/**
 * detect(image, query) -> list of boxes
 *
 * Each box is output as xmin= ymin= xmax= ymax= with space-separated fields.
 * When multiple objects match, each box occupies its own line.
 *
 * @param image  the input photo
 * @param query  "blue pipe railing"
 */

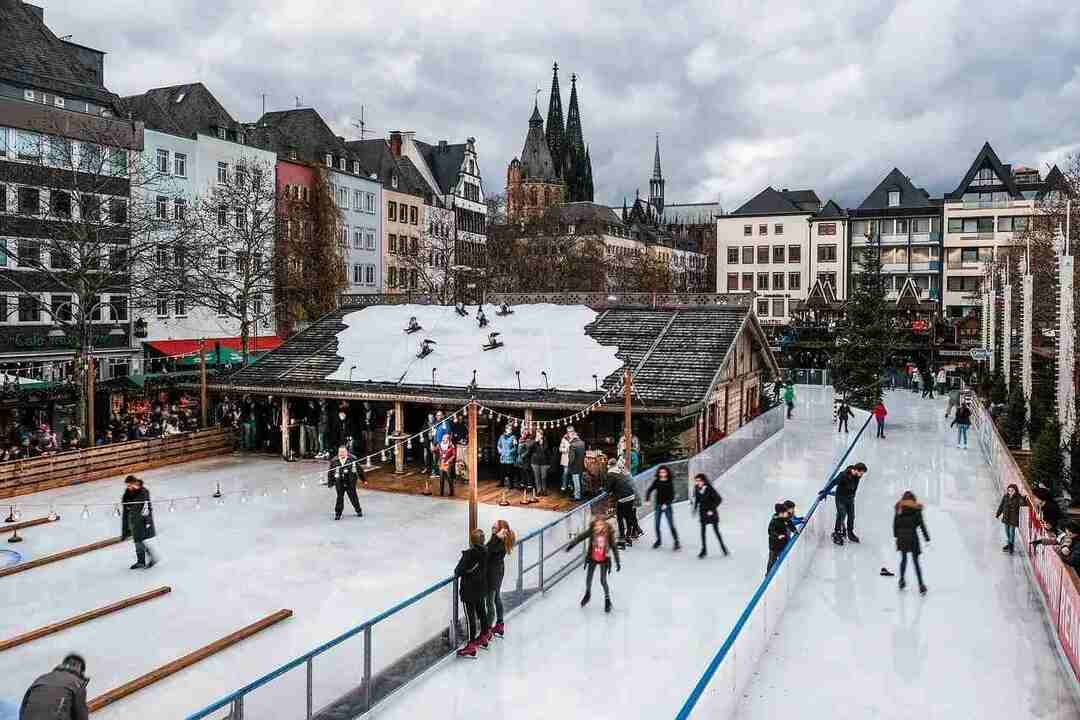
xmin=674 ymin=412 xmax=872 ymax=719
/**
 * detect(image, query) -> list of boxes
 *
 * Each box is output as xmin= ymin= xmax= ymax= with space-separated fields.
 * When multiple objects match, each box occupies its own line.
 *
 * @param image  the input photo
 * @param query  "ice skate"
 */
xmin=456 ymin=642 xmax=477 ymax=659
xmin=604 ymin=597 xmax=612 ymax=613
xmin=492 ymin=623 xmax=505 ymax=638
xmin=919 ymin=585 xmax=928 ymax=595
xmin=129 ymin=562 xmax=146 ymax=570
xmin=847 ymin=532 xmax=860 ymax=543
xmin=477 ymin=630 xmax=490 ymax=649
xmin=832 ymin=532 xmax=844 ymax=546
xmin=673 ymin=540 xmax=681 ymax=551
xmin=698 ymin=549 xmax=706 ymax=558
xmin=899 ymin=578 xmax=906 ymax=590
xmin=652 ymin=540 xmax=661 ymax=549
xmin=580 ymin=592 xmax=591 ymax=607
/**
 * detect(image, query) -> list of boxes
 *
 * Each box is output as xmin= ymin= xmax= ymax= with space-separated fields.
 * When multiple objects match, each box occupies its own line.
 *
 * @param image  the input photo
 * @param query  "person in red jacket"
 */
xmin=872 ymin=401 xmax=887 ymax=439
xmin=438 ymin=435 xmax=457 ymax=497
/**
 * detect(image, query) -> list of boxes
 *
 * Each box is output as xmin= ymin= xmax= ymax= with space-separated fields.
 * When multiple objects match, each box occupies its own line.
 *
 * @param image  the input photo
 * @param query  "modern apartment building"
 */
xmin=807 ymin=200 xmax=849 ymax=300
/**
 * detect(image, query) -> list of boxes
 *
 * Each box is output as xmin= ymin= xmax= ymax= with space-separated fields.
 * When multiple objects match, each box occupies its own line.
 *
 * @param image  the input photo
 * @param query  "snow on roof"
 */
xmin=327 ymin=304 xmax=623 ymax=392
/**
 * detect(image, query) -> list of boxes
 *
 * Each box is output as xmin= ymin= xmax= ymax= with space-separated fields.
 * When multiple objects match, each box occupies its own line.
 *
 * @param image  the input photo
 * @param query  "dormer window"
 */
xmin=887 ymin=190 xmax=900 ymax=207
xmin=339 ymin=157 xmax=346 ymax=171
xmin=391 ymin=173 xmax=398 ymax=189
xmin=353 ymin=160 xmax=360 ymax=174
xmin=237 ymin=131 xmax=245 ymax=145
xmin=217 ymin=127 xmax=226 ymax=140
xmin=325 ymin=154 xmax=333 ymax=167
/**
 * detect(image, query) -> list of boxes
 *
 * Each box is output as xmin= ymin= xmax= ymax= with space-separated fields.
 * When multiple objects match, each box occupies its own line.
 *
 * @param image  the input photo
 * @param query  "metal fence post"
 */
xmin=230 ymin=696 xmax=244 ymax=720
xmin=538 ymin=531 xmax=545 ymax=591
xmin=363 ymin=626 xmax=373 ymax=711
xmin=516 ymin=541 xmax=524 ymax=592
xmin=305 ymin=658 xmax=313 ymax=719
xmin=450 ymin=578 xmax=459 ymax=649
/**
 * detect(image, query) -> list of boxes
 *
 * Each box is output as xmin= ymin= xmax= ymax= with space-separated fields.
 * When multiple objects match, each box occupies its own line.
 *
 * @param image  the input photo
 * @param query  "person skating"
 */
xmin=767 ymin=503 xmax=792 ymax=573
xmin=19 ymin=653 xmax=89 ymax=720
xmin=438 ymin=434 xmax=457 ymax=497
xmin=823 ymin=462 xmax=868 ymax=545
xmin=893 ymin=491 xmax=930 ymax=594
xmin=996 ymin=483 xmax=1029 ymax=554
xmin=783 ymin=383 xmax=796 ymax=419
xmin=646 ymin=465 xmax=680 ymax=550
xmin=485 ymin=520 xmax=515 ymax=638
xmin=565 ymin=517 xmax=621 ymax=613
xmin=836 ymin=400 xmax=854 ymax=433
xmin=783 ymin=500 xmax=805 ymax=533
xmin=327 ymin=446 xmax=366 ymax=519
xmin=950 ymin=402 xmax=972 ymax=449
xmin=692 ymin=473 xmax=728 ymax=558
xmin=945 ymin=386 xmax=961 ymax=418
xmin=120 ymin=476 xmax=156 ymax=569
xmin=497 ymin=425 xmax=518 ymax=488
xmin=606 ymin=460 xmax=639 ymax=548
xmin=872 ymin=401 xmax=887 ymax=439
xmin=454 ymin=529 xmax=489 ymax=658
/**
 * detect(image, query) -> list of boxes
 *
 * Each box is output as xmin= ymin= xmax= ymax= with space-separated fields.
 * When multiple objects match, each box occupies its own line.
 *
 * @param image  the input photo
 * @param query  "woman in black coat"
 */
xmin=893 ymin=491 xmax=930 ymax=594
xmin=995 ymin=483 xmax=1029 ymax=554
xmin=692 ymin=473 xmax=728 ymax=558
xmin=485 ymin=520 xmax=515 ymax=639
xmin=454 ymin=529 xmax=489 ymax=658
xmin=120 ymin=475 xmax=156 ymax=569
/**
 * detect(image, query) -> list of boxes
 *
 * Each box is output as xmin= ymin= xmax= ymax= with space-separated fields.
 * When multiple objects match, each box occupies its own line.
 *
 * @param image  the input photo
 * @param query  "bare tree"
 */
xmin=390 ymin=203 xmax=458 ymax=304
xmin=486 ymin=210 xmax=611 ymax=293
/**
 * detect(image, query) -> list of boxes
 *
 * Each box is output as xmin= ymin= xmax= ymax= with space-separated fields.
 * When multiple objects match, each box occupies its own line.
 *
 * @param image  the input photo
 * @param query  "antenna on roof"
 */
xmin=350 ymin=106 xmax=370 ymax=141
xmin=261 ymin=93 xmax=267 ymax=116
xmin=295 ymin=96 xmax=302 ymax=108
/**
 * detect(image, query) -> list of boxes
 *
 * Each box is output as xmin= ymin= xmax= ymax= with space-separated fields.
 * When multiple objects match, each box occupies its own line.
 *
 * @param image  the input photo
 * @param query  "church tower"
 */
xmin=562 ymin=73 xmax=593 ymax=202
xmin=649 ymin=134 xmax=665 ymax=216
xmin=506 ymin=100 xmax=564 ymax=220
xmin=546 ymin=62 xmax=565 ymax=179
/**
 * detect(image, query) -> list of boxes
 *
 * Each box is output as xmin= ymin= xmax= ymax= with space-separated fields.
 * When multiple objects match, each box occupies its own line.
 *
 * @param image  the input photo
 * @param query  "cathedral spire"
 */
xmin=565 ymin=73 xmax=584 ymax=155
xmin=546 ymin=61 xmax=565 ymax=178
xmin=649 ymin=133 xmax=665 ymax=217
xmin=652 ymin=133 xmax=662 ymax=179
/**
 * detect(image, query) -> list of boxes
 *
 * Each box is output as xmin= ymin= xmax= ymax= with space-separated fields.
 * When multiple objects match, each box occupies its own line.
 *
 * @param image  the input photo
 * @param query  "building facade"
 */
xmin=506 ymin=102 xmax=564 ymax=220
xmin=328 ymin=167 xmax=382 ymax=295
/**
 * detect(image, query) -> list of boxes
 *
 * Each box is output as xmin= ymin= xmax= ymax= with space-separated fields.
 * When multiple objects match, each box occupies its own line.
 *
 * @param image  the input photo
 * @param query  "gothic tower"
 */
xmin=506 ymin=100 xmax=564 ymax=220
xmin=649 ymin=134 xmax=665 ymax=216
xmin=563 ymin=73 xmax=593 ymax=202
xmin=546 ymin=62 xmax=565 ymax=179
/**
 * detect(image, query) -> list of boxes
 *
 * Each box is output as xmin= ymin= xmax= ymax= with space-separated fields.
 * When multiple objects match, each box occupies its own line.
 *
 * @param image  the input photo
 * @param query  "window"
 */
xmin=110 ymin=148 xmax=128 ymax=176
xmin=758 ymin=224 xmax=767 ymax=235
xmin=410 ymin=269 xmax=418 ymax=288
xmin=174 ymin=198 xmax=186 ymax=220
xmin=51 ymin=294 xmax=72 ymax=322
xmin=410 ymin=206 xmax=418 ymax=225
xmin=772 ymin=246 xmax=785 ymax=263
xmin=109 ymin=198 xmax=127 ymax=224
xmin=215 ymin=205 xmax=226 ymax=226
xmin=741 ymin=273 xmax=753 ymax=290
xmin=155 ymin=245 xmax=169 ymax=269
xmin=325 ymin=154 xmax=333 ymax=167
xmin=788 ymin=245 xmax=801 ymax=263
xmin=365 ymin=193 xmax=375 ymax=213
xmin=727 ymin=273 xmax=739 ymax=291
xmin=216 ymin=127 xmax=227 ymax=140
xmin=235 ymin=252 xmax=247 ymax=273
xmin=0 ymin=185 xmax=5 ymax=213
xmin=895 ymin=219 xmax=908 ymax=235
xmin=774 ymin=223 xmax=784 ymax=235
xmin=353 ymin=161 xmax=360 ymax=175
xmin=338 ymin=225 xmax=348 ymax=247
xmin=172 ymin=152 xmax=186 ymax=177
xmin=0 ymin=295 xmax=8 ymax=322
xmin=18 ymin=239 xmax=41 ymax=266
xmin=18 ymin=187 xmax=40 ymax=215
xmin=817 ymin=244 xmax=837 ymax=262
xmin=388 ymin=234 xmax=398 ymax=254
xmin=887 ymin=190 xmax=900 ymax=207
xmin=977 ymin=217 xmax=994 ymax=233
xmin=156 ymin=148 xmax=169 ymax=173
xmin=757 ymin=272 xmax=769 ymax=290
xmin=757 ymin=299 xmax=769 ymax=316
xmin=156 ymin=195 xmax=168 ymax=219
xmin=947 ymin=276 xmax=982 ymax=292
xmin=727 ymin=248 xmax=739 ymax=264
xmin=235 ymin=165 xmax=247 ymax=188
xmin=353 ymin=264 xmax=364 ymax=284
xmin=353 ymin=228 xmax=363 ymax=249
xmin=818 ymin=272 xmax=837 ymax=288
xmin=236 ymin=209 xmax=246 ymax=230
xmin=18 ymin=295 xmax=40 ymax=322
xmin=109 ymin=246 xmax=127 ymax=270
xmin=0 ymin=238 xmax=6 ymax=267
xmin=217 ymin=162 xmax=228 ymax=183
xmin=387 ymin=266 xmax=397 ymax=287
xmin=337 ymin=186 xmax=349 ymax=208
xmin=365 ymin=264 xmax=375 ymax=284
xmin=947 ymin=218 xmax=962 ymax=233
xmin=353 ymin=190 xmax=363 ymax=210
xmin=817 ymin=222 xmax=836 ymax=236
xmin=972 ymin=167 xmax=996 ymax=186
xmin=741 ymin=246 xmax=753 ymax=264
xmin=789 ymin=272 xmax=801 ymax=291
xmin=772 ymin=273 xmax=785 ymax=290
xmin=81 ymin=194 xmax=100 ymax=222
xmin=216 ymin=248 xmax=228 ymax=272
xmin=772 ymin=299 xmax=785 ymax=317
xmin=50 ymin=190 xmax=71 ymax=218
xmin=998 ymin=216 xmax=1030 ymax=232
xmin=16 ymin=130 xmax=42 ymax=162
xmin=757 ymin=246 xmax=769 ymax=264
xmin=743 ymin=224 xmax=752 ymax=236
xmin=912 ymin=217 xmax=931 ymax=234
xmin=109 ymin=295 xmax=128 ymax=322
xmin=339 ymin=158 xmax=346 ymax=171
xmin=156 ymin=295 xmax=169 ymax=317
xmin=409 ymin=237 xmax=419 ymax=256
xmin=880 ymin=219 xmax=895 ymax=235
xmin=174 ymin=295 xmax=187 ymax=317
xmin=388 ymin=201 xmax=397 ymax=222
xmin=365 ymin=229 xmax=376 ymax=251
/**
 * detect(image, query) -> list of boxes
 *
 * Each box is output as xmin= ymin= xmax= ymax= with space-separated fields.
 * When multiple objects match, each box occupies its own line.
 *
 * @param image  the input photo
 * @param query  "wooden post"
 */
xmin=87 ymin=356 xmax=95 ymax=448
xmin=199 ymin=338 xmax=208 ymax=428
xmin=280 ymin=398 xmax=290 ymax=460
xmin=623 ymin=367 xmax=632 ymax=465
xmin=468 ymin=400 xmax=478 ymax=538
xmin=394 ymin=401 xmax=405 ymax=474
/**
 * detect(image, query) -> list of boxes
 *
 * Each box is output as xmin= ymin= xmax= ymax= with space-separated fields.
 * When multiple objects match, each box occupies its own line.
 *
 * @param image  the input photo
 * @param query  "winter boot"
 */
xmin=899 ymin=578 xmax=906 ymax=590
xmin=919 ymin=584 xmax=928 ymax=595
xmin=477 ymin=630 xmax=490 ymax=650
xmin=456 ymin=641 xmax=477 ymax=659
xmin=604 ymin=597 xmax=612 ymax=613
xmin=673 ymin=540 xmax=681 ymax=551
xmin=698 ymin=549 xmax=707 ymax=559
xmin=492 ymin=623 xmax=505 ymax=638
xmin=652 ymin=540 xmax=661 ymax=549
xmin=1002 ymin=545 xmax=1011 ymax=552
xmin=580 ymin=592 xmax=591 ymax=607
xmin=832 ymin=532 xmax=844 ymax=546
xmin=129 ymin=562 xmax=146 ymax=570
xmin=847 ymin=532 xmax=860 ymax=543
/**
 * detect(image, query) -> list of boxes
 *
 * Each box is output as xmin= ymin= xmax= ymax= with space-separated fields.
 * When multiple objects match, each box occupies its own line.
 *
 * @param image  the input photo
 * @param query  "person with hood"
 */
xmin=454 ymin=529 xmax=489 ymax=658
xmin=950 ymin=402 xmax=972 ymax=449
xmin=782 ymin=383 xmax=796 ymax=419
xmin=497 ymin=425 xmax=518 ymax=488
xmin=485 ymin=520 xmax=515 ymax=639
xmin=823 ymin=462 xmax=868 ymax=545
xmin=872 ymin=401 xmax=887 ymax=439
xmin=646 ymin=465 xmax=680 ymax=550
xmin=19 ymin=653 xmax=89 ymax=720
xmin=566 ymin=430 xmax=586 ymax=501
xmin=120 ymin=476 xmax=156 ymax=569
xmin=893 ymin=490 xmax=930 ymax=593
xmin=835 ymin=400 xmax=854 ymax=433
xmin=606 ymin=461 xmax=639 ymax=547
xmin=692 ymin=473 xmax=728 ymax=558
xmin=565 ymin=517 xmax=621 ymax=613
xmin=438 ymin=434 xmax=457 ymax=497
xmin=996 ymin=483 xmax=1030 ymax=554
xmin=327 ymin=445 xmax=366 ymax=519
xmin=767 ymin=503 xmax=792 ymax=573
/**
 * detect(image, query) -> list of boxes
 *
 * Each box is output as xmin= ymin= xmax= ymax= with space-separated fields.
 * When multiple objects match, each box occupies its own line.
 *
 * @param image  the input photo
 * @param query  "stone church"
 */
xmin=506 ymin=62 xmax=594 ymax=220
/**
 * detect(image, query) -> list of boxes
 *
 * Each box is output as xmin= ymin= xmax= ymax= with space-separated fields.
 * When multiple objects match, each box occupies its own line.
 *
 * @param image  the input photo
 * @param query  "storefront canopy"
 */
xmin=144 ymin=336 xmax=283 ymax=366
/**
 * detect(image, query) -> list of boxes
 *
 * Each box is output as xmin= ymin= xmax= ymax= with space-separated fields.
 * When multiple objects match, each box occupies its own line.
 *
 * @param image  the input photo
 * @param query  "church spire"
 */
xmin=545 ymin=61 xmax=565 ymax=178
xmin=649 ymin=132 xmax=665 ymax=217
xmin=565 ymin=73 xmax=584 ymax=155
xmin=652 ymin=133 xmax=662 ymax=179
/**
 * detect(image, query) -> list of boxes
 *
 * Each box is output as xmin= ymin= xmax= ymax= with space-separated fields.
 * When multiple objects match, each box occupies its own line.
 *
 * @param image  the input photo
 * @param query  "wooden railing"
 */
xmin=487 ymin=292 xmax=754 ymax=308
xmin=0 ymin=427 xmax=235 ymax=500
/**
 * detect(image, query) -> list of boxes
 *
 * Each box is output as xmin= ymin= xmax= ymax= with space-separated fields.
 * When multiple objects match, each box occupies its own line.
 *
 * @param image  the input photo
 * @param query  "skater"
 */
xmin=531 ymin=431 xmax=552 ymax=496
xmin=646 ymin=464 xmax=680 ymax=550
xmin=950 ymin=402 xmax=972 ymax=449
xmin=824 ymin=462 xmax=868 ymax=545
xmin=327 ymin=446 xmax=365 ymax=519
xmin=606 ymin=460 xmax=639 ymax=547
xmin=836 ymin=399 xmax=854 ymax=433
xmin=497 ymin=425 xmax=518 ymax=488
xmin=565 ymin=517 xmax=621 ymax=613
xmin=19 ymin=653 xmax=89 ymax=720
xmin=945 ymin=386 xmax=961 ymax=418
xmin=767 ymin=503 xmax=792 ymax=573
xmin=893 ymin=491 xmax=930 ymax=594
xmin=936 ymin=368 xmax=947 ymax=395
xmin=438 ymin=433 xmax=457 ymax=496
xmin=692 ymin=473 xmax=728 ymax=558
xmin=783 ymin=500 xmax=805 ymax=532
xmin=120 ymin=475 xmax=156 ymax=569
xmin=783 ymin=383 xmax=796 ymax=419
xmin=485 ymin=520 xmax=515 ymax=638
xmin=872 ymin=400 xmax=887 ymax=439
xmin=454 ymin=529 xmax=489 ymax=657
xmin=996 ymin=483 xmax=1029 ymax=554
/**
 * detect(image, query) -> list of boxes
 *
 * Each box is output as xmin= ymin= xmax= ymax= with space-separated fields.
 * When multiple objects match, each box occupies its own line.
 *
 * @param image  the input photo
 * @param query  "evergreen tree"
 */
xmin=990 ymin=371 xmax=1008 ymax=405
xmin=1027 ymin=361 xmax=1055 ymax=445
xmin=1001 ymin=385 xmax=1027 ymax=448
xmin=832 ymin=240 xmax=893 ymax=409
xmin=1031 ymin=418 xmax=1064 ymax=497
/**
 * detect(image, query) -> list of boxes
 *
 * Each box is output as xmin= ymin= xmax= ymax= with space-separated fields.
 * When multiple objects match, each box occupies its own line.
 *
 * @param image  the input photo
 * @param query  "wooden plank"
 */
xmin=87 ymin=609 xmax=294 ymax=713
xmin=0 ymin=537 xmax=124 ymax=579
xmin=3 ymin=515 xmax=60 ymax=533
xmin=0 ymin=586 xmax=171 ymax=652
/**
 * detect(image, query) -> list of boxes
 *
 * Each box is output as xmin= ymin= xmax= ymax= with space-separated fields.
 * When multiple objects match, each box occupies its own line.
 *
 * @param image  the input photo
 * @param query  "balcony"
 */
xmin=949 ymin=234 xmax=997 ymax=244
xmin=945 ymin=262 xmax=985 ymax=271
xmin=944 ymin=199 xmax=1031 ymax=210
xmin=909 ymin=261 xmax=941 ymax=271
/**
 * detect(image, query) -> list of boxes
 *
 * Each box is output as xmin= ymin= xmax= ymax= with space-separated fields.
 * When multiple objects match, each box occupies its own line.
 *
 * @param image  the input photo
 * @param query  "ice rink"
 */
xmin=0 ymin=455 xmax=561 ymax=720
xmin=737 ymin=389 xmax=1080 ymax=720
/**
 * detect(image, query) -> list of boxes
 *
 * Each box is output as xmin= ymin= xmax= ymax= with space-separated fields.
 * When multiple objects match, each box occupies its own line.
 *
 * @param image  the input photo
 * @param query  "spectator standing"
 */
xmin=692 ymin=473 xmax=728 ymax=558
xmin=565 ymin=518 xmax=621 ymax=613
xmin=516 ymin=429 xmax=535 ymax=493
xmin=531 ymin=431 xmax=552 ymax=496
xmin=559 ymin=429 xmax=572 ymax=493
xmin=646 ymin=465 xmax=681 ymax=550
xmin=438 ymin=434 xmax=457 ymax=497
xmin=950 ymin=402 xmax=972 ymax=449
xmin=19 ymin=654 xmax=89 ymax=720
xmin=497 ymin=425 xmax=518 ymax=488
xmin=485 ymin=520 xmax=515 ymax=638
xmin=995 ymin=483 xmax=1029 ymax=554
xmin=893 ymin=490 xmax=930 ymax=594
xmin=454 ymin=529 xmax=489 ymax=658
xmin=120 ymin=476 xmax=157 ymax=569
xmin=872 ymin=401 xmax=887 ymax=439
xmin=567 ymin=430 xmax=586 ymax=501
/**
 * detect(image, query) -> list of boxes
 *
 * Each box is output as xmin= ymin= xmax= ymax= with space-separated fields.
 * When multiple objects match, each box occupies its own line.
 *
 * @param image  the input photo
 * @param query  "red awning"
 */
xmin=144 ymin=336 xmax=283 ymax=359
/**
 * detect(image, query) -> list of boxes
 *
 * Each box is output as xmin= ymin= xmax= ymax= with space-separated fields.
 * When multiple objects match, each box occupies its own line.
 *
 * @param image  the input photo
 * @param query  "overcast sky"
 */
xmin=42 ymin=0 xmax=1080 ymax=211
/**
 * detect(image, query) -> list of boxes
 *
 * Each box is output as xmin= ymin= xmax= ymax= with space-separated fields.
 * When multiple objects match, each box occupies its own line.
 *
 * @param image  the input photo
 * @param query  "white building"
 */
xmin=328 ymin=167 xmax=382 ymax=294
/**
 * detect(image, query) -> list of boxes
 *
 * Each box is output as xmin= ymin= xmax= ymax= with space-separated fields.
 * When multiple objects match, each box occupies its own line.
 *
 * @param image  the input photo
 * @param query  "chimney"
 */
xmin=438 ymin=140 xmax=448 ymax=152
xmin=389 ymin=131 xmax=403 ymax=159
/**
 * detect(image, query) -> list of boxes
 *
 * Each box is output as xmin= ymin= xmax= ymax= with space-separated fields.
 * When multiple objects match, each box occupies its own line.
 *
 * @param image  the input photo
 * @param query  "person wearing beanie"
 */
xmin=692 ymin=473 xmax=728 ymax=558
xmin=767 ymin=503 xmax=793 ymax=573
xmin=20 ymin=653 xmax=89 ymax=720
xmin=606 ymin=461 xmax=639 ymax=548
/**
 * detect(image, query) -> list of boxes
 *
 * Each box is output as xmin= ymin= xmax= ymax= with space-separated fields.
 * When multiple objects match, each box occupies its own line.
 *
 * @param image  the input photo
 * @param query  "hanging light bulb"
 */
xmin=261 ymin=486 xmax=270 ymax=498
xmin=381 ymin=449 xmax=388 ymax=462
xmin=281 ymin=484 xmax=288 ymax=495
xmin=47 ymin=506 xmax=58 ymax=522
xmin=80 ymin=505 xmax=91 ymax=520
xmin=168 ymin=500 xmax=177 ymax=513
xmin=299 ymin=476 xmax=307 ymax=490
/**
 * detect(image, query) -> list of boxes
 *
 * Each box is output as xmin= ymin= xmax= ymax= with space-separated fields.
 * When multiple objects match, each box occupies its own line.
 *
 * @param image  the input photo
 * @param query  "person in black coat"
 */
xmin=893 ymin=491 xmax=930 ymax=594
xmin=823 ymin=462 xmax=867 ymax=545
xmin=835 ymin=401 xmax=854 ymax=433
xmin=995 ymin=483 xmax=1029 ymax=554
xmin=606 ymin=465 xmax=639 ymax=547
xmin=566 ymin=518 xmax=621 ymax=613
xmin=646 ymin=465 xmax=680 ymax=550
xmin=326 ymin=446 xmax=366 ymax=520
xmin=120 ymin=475 xmax=156 ymax=569
xmin=485 ymin=520 xmax=515 ymax=639
xmin=692 ymin=473 xmax=728 ymax=558
xmin=454 ymin=529 xmax=489 ymax=658
xmin=19 ymin=654 xmax=89 ymax=720
xmin=767 ymin=503 xmax=792 ymax=574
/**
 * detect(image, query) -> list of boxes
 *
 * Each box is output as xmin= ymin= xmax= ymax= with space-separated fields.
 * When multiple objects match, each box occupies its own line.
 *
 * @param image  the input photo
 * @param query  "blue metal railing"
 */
xmin=674 ymin=413 xmax=872 ymax=719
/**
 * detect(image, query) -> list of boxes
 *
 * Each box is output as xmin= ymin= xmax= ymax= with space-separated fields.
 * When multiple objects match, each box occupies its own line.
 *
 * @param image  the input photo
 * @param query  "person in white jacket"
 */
xmin=559 ymin=429 xmax=573 ymax=494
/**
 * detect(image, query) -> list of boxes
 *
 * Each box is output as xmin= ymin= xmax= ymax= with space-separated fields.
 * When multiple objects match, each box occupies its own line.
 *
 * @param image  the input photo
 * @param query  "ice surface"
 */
xmin=0 ymin=455 xmax=561 ymax=720
xmin=327 ymin=304 xmax=623 ymax=391
xmin=736 ymin=390 xmax=1080 ymax=720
